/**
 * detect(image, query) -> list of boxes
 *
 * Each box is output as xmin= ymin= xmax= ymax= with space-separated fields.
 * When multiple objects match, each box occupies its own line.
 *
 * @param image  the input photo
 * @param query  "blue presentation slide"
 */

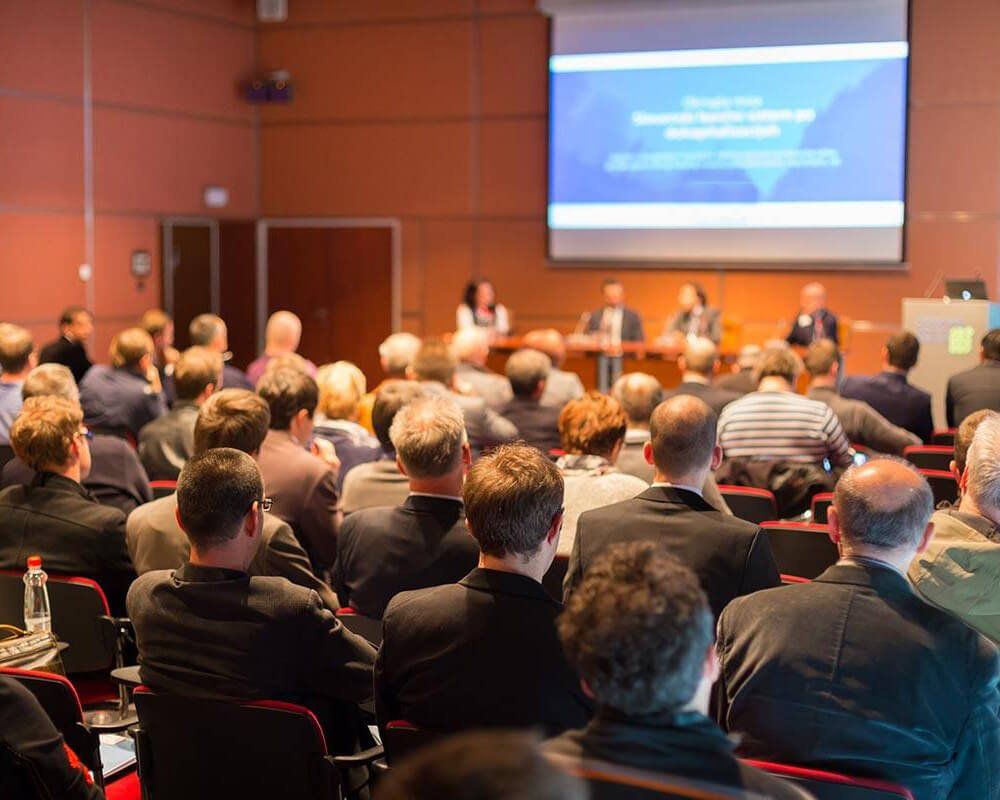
xmin=548 ymin=43 xmax=908 ymax=230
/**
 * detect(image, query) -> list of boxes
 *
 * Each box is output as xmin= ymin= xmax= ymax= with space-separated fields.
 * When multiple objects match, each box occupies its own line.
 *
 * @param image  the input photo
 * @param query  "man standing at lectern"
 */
xmin=584 ymin=279 xmax=645 ymax=344
xmin=786 ymin=282 xmax=839 ymax=346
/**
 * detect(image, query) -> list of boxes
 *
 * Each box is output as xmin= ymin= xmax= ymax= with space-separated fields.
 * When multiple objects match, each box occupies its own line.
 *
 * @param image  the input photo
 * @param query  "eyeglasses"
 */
xmin=75 ymin=428 xmax=93 ymax=442
xmin=252 ymin=497 xmax=274 ymax=513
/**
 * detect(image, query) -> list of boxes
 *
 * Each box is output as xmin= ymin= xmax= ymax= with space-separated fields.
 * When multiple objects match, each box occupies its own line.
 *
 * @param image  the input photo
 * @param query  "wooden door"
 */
xmin=163 ymin=223 xmax=211 ymax=350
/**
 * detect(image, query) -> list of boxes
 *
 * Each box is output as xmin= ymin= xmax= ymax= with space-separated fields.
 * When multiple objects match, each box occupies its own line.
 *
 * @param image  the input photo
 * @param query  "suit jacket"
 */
xmin=662 ymin=380 xmax=740 ymax=416
xmin=807 ymin=385 xmax=920 ymax=454
xmin=455 ymin=362 xmax=513 ymax=410
xmin=718 ymin=561 xmax=1000 ymax=800
xmin=664 ymin=307 xmax=722 ymax=343
xmin=564 ymin=486 xmax=780 ymax=619
xmin=540 ymin=368 xmax=585 ymax=409
xmin=127 ymin=564 xmax=376 ymax=751
xmin=499 ymin=396 xmax=562 ymax=454
xmin=333 ymin=495 xmax=479 ymax=618
xmin=841 ymin=371 xmax=934 ymax=443
xmin=2 ymin=433 xmax=152 ymax=514
xmin=946 ymin=360 xmax=1000 ymax=427
xmin=786 ymin=308 xmax=838 ymax=346
xmin=126 ymin=493 xmax=340 ymax=611
xmin=257 ymin=429 xmax=341 ymax=572
xmin=543 ymin=709 xmax=809 ymax=800
xmin=222 ymin=363 xmax=253 ymax=391
xmin=421 ymin=381 xmax=518 ymax=454
xmin=375 ymin=568 xmax=592 ymax=737
xmin=38 ymin=336 xmax=92 ymax=384
xmin=137 ymin=401 xmax=198 ymax=481
xmin=79 ymin=365 xmax=167 ymax=438
xmin=714 ymin=370 xmax=756 ymax=396
xmin=341 ymin=456 xmax=409 ymax=515
xmin=312 ymin=417 xmax=382 ymax=493
xmin=0 ymin=473 xmax=135 ymax=614
xmin=585 ymin=306 xmax=645 ymax=342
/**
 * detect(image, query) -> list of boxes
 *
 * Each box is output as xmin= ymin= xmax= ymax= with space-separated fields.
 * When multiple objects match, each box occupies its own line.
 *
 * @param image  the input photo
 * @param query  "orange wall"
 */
xmin=0 ymin=0 xmax=256 ymax=360
xmin=258 ymin=0 xmax=1000 ymax=374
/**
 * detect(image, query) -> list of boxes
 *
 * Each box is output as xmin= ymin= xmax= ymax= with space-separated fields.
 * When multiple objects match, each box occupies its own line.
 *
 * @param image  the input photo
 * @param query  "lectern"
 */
xmin=902 ymin=298 xmax=1000 ymax=430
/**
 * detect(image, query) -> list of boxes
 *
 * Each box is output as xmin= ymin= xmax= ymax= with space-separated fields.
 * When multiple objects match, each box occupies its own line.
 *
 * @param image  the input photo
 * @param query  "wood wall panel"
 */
xmin=92 ymin=215 xmax=162 ymax=319
xmin=0 ymin=214 xmax=86 ymax=321
xmin=270 ymin=0 xmax=472 ymax=25
xmin=137 ymin=0 xmax=256 ymax=26
xmin=399 ymin=219 xmax=425 ymax=314
xmin=0 ymin=0 xmax=83 ymax=97
xmin=422 ymin=221 xmax=476 ymax=334
xmin=479 ymin=14 xmax=548 ymax=116
xmin=478 ymin=119 xmax=546 ymax=216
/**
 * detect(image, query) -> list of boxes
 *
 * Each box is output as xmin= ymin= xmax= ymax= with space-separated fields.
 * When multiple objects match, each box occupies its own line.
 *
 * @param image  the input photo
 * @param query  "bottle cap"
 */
xmin=26 ymin=555 xmax=42 ymax=569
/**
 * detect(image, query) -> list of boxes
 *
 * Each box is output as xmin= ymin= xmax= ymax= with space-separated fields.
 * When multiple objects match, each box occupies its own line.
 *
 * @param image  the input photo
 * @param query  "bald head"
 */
xmin=378 ymin=333 xmax=422 ymax=377
xmin=649 ymin=395 xmax=718 ymax=480
xmin=265 ymin=311 xmax=303 ymax=353
xmin=800 ymin=282 xmax=827 ymax=314
xmin=452 ymin=327 xmax=490 ymax=366
xmin=611 ymin=372 xmax=663 ymax=428
xmin=680 ymin=337 xmax=717 ymax=377
xmin=523 ymin=329 xmax=566 ymax=367
xmin=833 ymin=458 xmax=933 ymax=553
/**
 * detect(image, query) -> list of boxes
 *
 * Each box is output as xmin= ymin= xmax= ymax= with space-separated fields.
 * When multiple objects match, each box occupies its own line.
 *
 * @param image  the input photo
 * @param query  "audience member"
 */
xmin=499 ymin=348 xmax=561 ymax=454
xmin=257 ymin=367 xmax=341 ymax=574
xmin=375 ymin=444 xmax=591 ymax=737
xmin=662 ymin=337 xmax=740 ymax=414
xmin=127 ymin=449 xmax=376 ymax=751
xmin=950 ymin=408 xmax=995 ymax=484
xmin=333 ymin=395 xmax=478 ymax=618
xmin=313 ymin=360 xmax=381 ymax=491
xmin=546 ymin=542 xmax=808 ymax=799
xmin=0 ymin=323 xmax=35 ymax=445
xmin=0 ymin=396 xmax=134 ymax=613
xmin=452 ymin=327 xmax=512 ymax=409
xmin=358 ymin=332 xmax=422 ymax=433
xmin=555 ymin=392 xmax=648 ymax=556
xmin=718 ymin=458 xmax=1000 ymax=799
xmin=2 ymin=364 xmax=152 ymax=513
xmin=38 ymin=306 xmax=93 ymax=384
xmin=342 ymin=381 xmax=425 ymax=514
xmin=138 ymin=346 xmax=221 ymax=481
xmin=522 ymin=328 xmax=585 ymax=408
xmin=714 ymin=344 xmax=760 ymax=396
xmin=805 ymin=339 xmax=919 ymax=454
xmin=246 ymin=310 xmax=317 ymax=387
xmin=79 ymin=328 xmax=166 ymax=438
xmin=786 ymin=282 xmax=838 ymax=345
xmin=377 ymin=731 xmax=585 ymax=800
xmin=909 ymin=413 xmax=1000 ymax=643
xmin=140 ymin=308 xmax=180 ymax=379
xmin=188 ymin=313 xmax=252 ymax=390
xmin=564 ymin=395 xmax=779 ymax=616
xmin=127 ymin=388 xmax=339 ymax=610
xmin=410 ymin=338 xmax=517 ymax=454
xmin=946 ymin=328 xmax=1000 ymax=427
xmin=841 ymin=331 xmax=934 ymax=443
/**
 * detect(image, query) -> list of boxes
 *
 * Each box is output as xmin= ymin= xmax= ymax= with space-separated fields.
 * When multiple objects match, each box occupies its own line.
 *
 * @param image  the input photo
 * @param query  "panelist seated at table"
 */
xmin=456 ymin=279 xmax=510 ymax=337
xmin=785 ymin=282 xmax=839 ymax=346
xmin=582 ymin=279 xmax=645 ymax=343
xmin=661 ymin=282 xmax=722 ymax=344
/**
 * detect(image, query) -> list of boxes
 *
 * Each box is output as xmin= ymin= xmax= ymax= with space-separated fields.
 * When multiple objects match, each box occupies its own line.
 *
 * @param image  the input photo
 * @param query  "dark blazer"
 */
xmin=312 ymin=419 xmax=382 ymax=493
xmin=564 ymin=486 xmax=780 ymax=619
xmin=222 ymin=363 xmax=253 ymax=391
xmin=841 ymin=371 xmax=934 ymax=443
xmin=946 ymin=360 xmax=1000 ymax=427
xmin=717 ymin=561 xmax=1000 ymax=800
xmin=586 ymin=306 xmax=645 ymax=342
xmin=663 ymin=381 xmax=740 ymax=416
xmin=0 ymin=473 xmax=135 ymax=614
xmin=544 ymin=709 xmax=809 ymax=800
xmin=137 ymin=401 xmax=198 ymax=481
xmin=665 ymin=307 xmax=722 ymax=343
xmin=2 ymin=432 xmax=152 ymax=514
xmin=499 ymin=397 xmax=563 ymax=454
xmin=38 ymin=336 xmax=92 ymax=384
xmin=786 ymin=309 xmax=838 ymax=346
xmin=332 ymin=495 xmax=479 ymax=618
xmin=714 ymin=370 xmax=756 ymax=396
xmin=79 ymin=365 xmax=167 ymax=438
xmin=375 ymin=568 xmax=592 ymax=737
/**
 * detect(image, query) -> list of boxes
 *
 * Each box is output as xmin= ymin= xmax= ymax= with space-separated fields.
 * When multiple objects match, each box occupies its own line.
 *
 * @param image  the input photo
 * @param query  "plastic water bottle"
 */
xmin=23 ymin=555 xmax=51 ymax=633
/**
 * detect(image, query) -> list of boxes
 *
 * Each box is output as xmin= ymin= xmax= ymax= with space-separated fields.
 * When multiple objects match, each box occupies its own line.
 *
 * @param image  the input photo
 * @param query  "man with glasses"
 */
xmin=0 ymin=395 xmax=134 ymax=613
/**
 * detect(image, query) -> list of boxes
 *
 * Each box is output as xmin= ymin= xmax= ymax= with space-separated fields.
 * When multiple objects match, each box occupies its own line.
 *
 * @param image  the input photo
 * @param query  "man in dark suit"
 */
xmin=127 ymin=448 xmax=376 ymax=752
xmin=333 ymin=395 xmax=479 ymax=618
xmin=841 ymin=331 xmax=934 ymax=443
xmin=785 ymin=282 xmax=838 ymax=346
xmin=499 ymin=348 xmax=562 ymax=454
xmin=563 ymin=394 xmax=780 ymax=618
xmin=453 ymin=327 xmax=512 ymax=410
xmin=545 ymin=542 xmax=808 ymax=799
xmin=375 ymin=444 xmax=592 ymax=737
xmin=584 ymin=279 xmax=645 ymax=343
xmin=662 ymin=338 xmax=740 ymax=415
xmin=946 ymin=328 xmax=1000 ymax=427
xmin=718 ymin=458 xmax=1000 ymax=800
xmin=188 ymin=313 xmax=253 ymax=391
xmin=714 ymin=344 xmax=760 ymax=396
xmin=38 ymin=306 xmax=93 ymax=384
xmin=0 ymin=396 xmax=134 ymax=614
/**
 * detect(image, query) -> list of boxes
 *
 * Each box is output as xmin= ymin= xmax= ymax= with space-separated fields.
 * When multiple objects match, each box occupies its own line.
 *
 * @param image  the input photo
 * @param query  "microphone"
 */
xmin=923 ymin=269 xmax=945 ymax=298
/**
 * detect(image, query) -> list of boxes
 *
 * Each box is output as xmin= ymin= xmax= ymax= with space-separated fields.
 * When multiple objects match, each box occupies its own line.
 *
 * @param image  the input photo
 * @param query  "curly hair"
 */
xmin=558 ymin=391 xmax=627 ymax=458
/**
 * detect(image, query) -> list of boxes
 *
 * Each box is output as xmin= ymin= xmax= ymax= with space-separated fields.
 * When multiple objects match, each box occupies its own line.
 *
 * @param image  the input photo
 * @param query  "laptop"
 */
xmin=944 ymin=279 xmax=988 ymax=301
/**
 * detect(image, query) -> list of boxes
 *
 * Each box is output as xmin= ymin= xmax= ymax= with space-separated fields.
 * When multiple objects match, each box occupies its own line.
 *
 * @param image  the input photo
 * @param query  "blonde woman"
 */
xmin=313 ymin=361 xmax=381 ymax=491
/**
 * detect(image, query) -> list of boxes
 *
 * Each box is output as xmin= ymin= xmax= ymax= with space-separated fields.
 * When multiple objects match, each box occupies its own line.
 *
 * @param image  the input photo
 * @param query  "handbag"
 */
xmin=0 ymin=624 xmax=65 ymax=675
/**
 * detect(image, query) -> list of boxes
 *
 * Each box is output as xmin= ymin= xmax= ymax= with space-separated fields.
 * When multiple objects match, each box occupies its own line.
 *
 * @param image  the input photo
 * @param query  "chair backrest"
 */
xmin=133 ymin=687 xmax=337 ymax=800
xmin=0 ymin=572 xmax=114 ymax=674
xmin=718 ymin=486 xmax=778 ymax=525
xmin=810 ymin=492 xmax=834 ymax=524
xmin=335 ymin=607 xmax=382 ymax=646
xmin=543 ymin=554 xmax=569 ymax=601
xmin=744 ymin=760 xmax=914 ymax=800
xmin=760 ymin=522 xmax=839 ymax=580
xmin=930 ymin=429 xmax=956 ymax=447
xmin=149 ymin=479 xmax=177 ymax=499
xmin=919 ymin=469 xmax=959 ymax=506
xmin=382 ymin=720 xmax=441 ymax=765
xmin=0 ymin=444 xmax=14 ymax=470
xmin=902 ymin=446 xmax=953 ymax=472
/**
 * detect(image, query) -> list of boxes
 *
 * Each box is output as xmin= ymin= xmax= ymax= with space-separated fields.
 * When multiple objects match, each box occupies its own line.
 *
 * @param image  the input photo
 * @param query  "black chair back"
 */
xmin=335 ymin=608 xmax=382 ymax=646
xmin=718 ymin=486 xmax=779 ymax=525
xmin=149 ymin=480 xmax=178 ymax=500
xmin=810 ymin=492 xmax=834 ymax=524
xmin=760 ymin=523 xmax=839 ymax=580
xmin=745 ymin=759 xmax=914 ymax=799
xmin=382 ymin=720 xmax=441 ymax=765
xmin=0 ymin=444 xmax=14 ymax=471
xmin=543 ymin=554 xmax=569 ymax=601
xmin=903 ymin=446 xmax=953 ymax=472
xmin=930 ymin=429 xmax=956 ymax=447
xmin=919 ymin=469 xmax=959 ymax=506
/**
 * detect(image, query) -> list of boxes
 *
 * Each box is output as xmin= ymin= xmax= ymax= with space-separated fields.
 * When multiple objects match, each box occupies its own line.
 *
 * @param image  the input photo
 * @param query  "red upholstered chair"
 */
xmin=902 ymin=445 xmax=953 ymax=472
xmin=931 ymin=429 xmax=957 ymax=447
xmin=105 ymin=771 xmax=141 ymax=800
xmin=744 ymin=760 xmax=915 ymax=799
xmin=382 ymin=720 xmax=441 ymax=765
xmin=148 ymin=479 xmax=178 ymax=499
xmin=918 ymin=469 xmax=959 ymax=507
xmin=810 ymin=492 xmax=834 ymax=524
xmin=335 ymin=607 xmax=382 ymax=646
xmin=543 ymin=553 xmax=569 ymax=601
xmin=760 ymin=522 xmax=839 ymax=581
xmin=718 ymin=486 xmax=778 ymax=525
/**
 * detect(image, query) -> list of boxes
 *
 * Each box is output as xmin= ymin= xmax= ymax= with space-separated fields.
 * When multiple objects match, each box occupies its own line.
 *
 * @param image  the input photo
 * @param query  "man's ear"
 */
xmin=546 ymin=509 xmax=565 ymax=545
xmin=243 ymin=504 xmax=261 ymax=540
xmin=643 ymin=439 xmax=654 ymax=466
xmin=958 ymin=463 xmax=969 ymax=494
xmin=709 ymin=444 xmax=723 ymax=471
xmin=461 ymin=441 xmax=472 ymax=471
xmin=579 ymin=679 xmax=595 ymax=700
xmin=396 ymin=455 xmax=410 ymax=478
xmin=704 ymin=644 xmax=720 ymax=684
xmin=915 ymin=521 xmax=934 ymax=555
xmin=827 ymin=505 xmax=842 ymax=547
xmin=174 ymin=506 xmax=187 ymax=533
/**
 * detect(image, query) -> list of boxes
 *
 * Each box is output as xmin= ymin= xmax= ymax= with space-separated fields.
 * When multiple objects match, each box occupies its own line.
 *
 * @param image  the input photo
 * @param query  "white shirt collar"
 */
xmin=651 ymin=481 xmax=703 ymax=498
xmin=409 ymin=491 xmax=463 ymax=503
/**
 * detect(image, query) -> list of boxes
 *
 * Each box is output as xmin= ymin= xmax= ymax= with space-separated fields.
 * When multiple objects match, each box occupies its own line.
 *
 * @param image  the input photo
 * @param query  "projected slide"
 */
xmin=548 ymin=41 xmax=908 ymax=262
